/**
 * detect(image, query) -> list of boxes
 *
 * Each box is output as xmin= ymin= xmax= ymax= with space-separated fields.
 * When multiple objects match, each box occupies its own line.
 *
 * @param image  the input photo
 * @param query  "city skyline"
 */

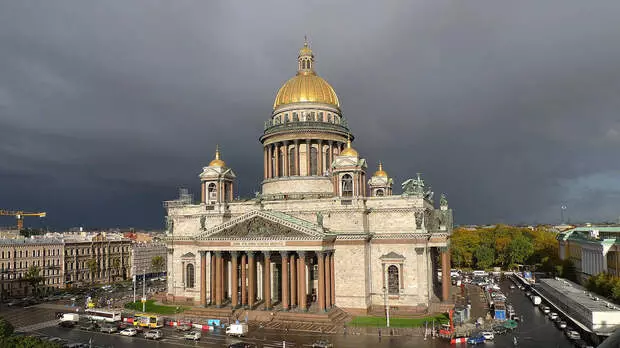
xmin=1 ymin=1 xmax=620 ymax=229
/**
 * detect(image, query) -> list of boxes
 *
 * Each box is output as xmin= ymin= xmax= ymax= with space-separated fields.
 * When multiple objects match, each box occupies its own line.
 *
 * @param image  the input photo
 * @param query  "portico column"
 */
xmin=317 ymin=140 xmax=323 ymax=175
xmin=280 ymin=251 xmax=290 ymax=310
xmin=441 ymin=248 xmax=450 ymax=302
xmin=294 ymin=140 xmax=300 ymax=176
xmin=283 ymin=141 xmax=289 ymax=177
xmin=248 ymin=252 xmax=256 ymax=308
xmin=267 ymin=145 xmax=273 ymax=179
xmin=325 ymin=251 xmax=331 ymax=308
xmin=263 ymin=251 xmax=272 ymax=309
xmin=328 ymin=141 xmax=334 ymax=170
xmin=290 ymin=253 xmax=297 ymax=308
xmin=231 ymin=251 xmax=239 ymax=308
xmin=241 ymin=253 xmax=247 ymax=306
xmin=305 ymin=140 xmax=311 ymax=176
xmin=215 ymin=251 xmax=222 ymax=307
xmin=201 ymin=182 xmax=206 ymax=203
xmin=330 ymin=251 xmax=335 ymax=306
xmin=264 ymin=146 xmax=268 ymax=179
xmin=317 ymin=251 xmax=326 ymax=312
xmin=210 ymin=252 xmax=216 ymax=305
xmin=298 ymin=251 xmax=307 ymax=311
xmin=200 ymin=251 xmax=207 ymax=306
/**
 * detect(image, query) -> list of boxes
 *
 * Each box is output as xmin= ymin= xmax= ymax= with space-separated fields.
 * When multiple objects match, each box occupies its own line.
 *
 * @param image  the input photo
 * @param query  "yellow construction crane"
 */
xmin=0 ymin=210 xmax=46 ymax=230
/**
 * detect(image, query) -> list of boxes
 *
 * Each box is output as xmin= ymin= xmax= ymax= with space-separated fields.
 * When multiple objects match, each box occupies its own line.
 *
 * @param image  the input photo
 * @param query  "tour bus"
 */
xmin=85 ymin=309 xmax=122 ymax=323
xmin=133 ymin=313 xmax=164 ymax=328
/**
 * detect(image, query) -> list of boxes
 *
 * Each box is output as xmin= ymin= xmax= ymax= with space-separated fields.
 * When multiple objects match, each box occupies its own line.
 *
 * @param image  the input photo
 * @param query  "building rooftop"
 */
xmin=539 ymin=278 xmax=620 ymax=313
xmin=0 ymin=238 xmax=64 ymax=245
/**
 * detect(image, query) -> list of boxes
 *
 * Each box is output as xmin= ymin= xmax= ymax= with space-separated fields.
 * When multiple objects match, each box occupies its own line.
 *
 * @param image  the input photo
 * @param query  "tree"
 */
xmin=112 ymin=258 xmax=121 ymax=281
xmin=86 ymin=259 xmax=99 ymax=283
xmin=507 ymin=234 xmax=534 ymax=266
xmin=0 ymin=335 xmax=62 ymax=347
xmin=24 ymin=265 xmax=44 ymax=297
xmin=152 ymin=256 xmax=165 ymax=276
xmin=0 ymin=317 xmax=14 ymax=338
xmin=474 ymin=245 xmax=495 ymax=269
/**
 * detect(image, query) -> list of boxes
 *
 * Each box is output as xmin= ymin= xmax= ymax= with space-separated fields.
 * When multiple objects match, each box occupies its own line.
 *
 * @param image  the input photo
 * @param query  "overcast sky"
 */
xmin=1 ymin=1 xmax=620 ymax=230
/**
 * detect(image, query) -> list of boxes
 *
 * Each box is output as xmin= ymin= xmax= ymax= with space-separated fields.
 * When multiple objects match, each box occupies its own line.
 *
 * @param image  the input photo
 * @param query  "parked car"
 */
xmin=7 ymin=299 xmax=23 ymax=307
xmin=79 ymin=323 xmax=100 ymax=331
xmin=481 ymin=331 xmax=494 ymax=340
xmin=548 ymin=312 xmax=559 ymax=320
xmin=184 ymin=331 xmax=201 ymax=341
xmin=119 ymin=328 xmax=137 ymax=336
xmin=556 ymin=321 xmax=567 ymax=329
xmin=100 ymin=325 xmax=118 ymax=334
xmin=467 ymin=335 xmax=486 ymax=345
xmin=227 ymin=343 xmax=257 ymax=348
xmin=177 ymin=324 xmax=193 ymax=332
xmin=566 ymin=329 xmax=581 ymax=340
xmin=510 ymin=284 xmax=516 ymax=289
xmin=58 ymin=321 xmax=75 ymax=329
xmin=144 ymin=330 xmax=163 ymax=340
xmin=311 ymin=340 xmax=333 ymax=348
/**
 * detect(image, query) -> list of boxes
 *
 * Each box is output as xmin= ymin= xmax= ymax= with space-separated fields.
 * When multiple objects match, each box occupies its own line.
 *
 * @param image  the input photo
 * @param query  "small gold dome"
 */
xmin=209 ymin=145 xmax=226 ymax=167
xmin=340 ymin=136 xmax=358 ymax=157
xmin=374 ymin=162 xmax=388 ymax=177
xmin=273 ymin=40 xmax=340 ymax=110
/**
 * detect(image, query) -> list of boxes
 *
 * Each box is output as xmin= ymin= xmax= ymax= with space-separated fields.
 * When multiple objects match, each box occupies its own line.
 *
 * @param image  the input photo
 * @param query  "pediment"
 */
xmin=196 ymin=210 xmax=324 ymax=240
xmin=380 ymin=251 xmax=405 ymax=260
xmin=181 ymin=252 xmax=196 ymax=258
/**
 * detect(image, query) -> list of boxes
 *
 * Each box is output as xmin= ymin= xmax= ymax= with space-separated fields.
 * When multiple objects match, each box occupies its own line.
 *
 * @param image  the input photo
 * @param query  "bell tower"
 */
xmin=331 ymin=136 xmax=367 ymax=197
xmin=199 ymin=145 xmax=236 ymax=205
xmin=368 ymin=162 xmax=393 ymax=197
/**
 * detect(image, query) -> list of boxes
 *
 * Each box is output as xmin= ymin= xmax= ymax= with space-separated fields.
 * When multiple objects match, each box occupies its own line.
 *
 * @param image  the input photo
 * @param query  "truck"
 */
xmin=531 ymin=295 xmax=542 ymax=306
xmin=225 ymin=323 xmax=248 ymax=337
xmin=58 ymin=313 xmax=80 ymax=325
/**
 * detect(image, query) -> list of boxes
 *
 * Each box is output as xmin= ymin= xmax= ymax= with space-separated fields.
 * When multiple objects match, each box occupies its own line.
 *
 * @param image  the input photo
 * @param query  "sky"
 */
xmin=1 ymin=1 xmax=620 ymax=230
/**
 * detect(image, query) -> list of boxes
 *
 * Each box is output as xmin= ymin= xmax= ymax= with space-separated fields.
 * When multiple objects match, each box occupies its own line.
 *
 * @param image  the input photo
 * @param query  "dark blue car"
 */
xmin=467 ymin=335 xmax=486 ymax=345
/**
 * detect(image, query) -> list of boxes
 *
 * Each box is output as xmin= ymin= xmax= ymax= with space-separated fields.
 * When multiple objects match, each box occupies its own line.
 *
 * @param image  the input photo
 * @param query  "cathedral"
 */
xmin=164 ymin=40 xmax=453 ymax=316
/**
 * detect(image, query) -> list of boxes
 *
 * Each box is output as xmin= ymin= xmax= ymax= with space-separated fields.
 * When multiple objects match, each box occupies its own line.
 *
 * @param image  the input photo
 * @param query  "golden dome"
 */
xmin=209 ymin=145 xmax=226 ymax=167
xmin=273 ymin=39 xmax=340 ymax=110
xmin=374 ymin=162 xmax=388 ymax=177
xmin=340 ymin=135 xmax=358 ymax=157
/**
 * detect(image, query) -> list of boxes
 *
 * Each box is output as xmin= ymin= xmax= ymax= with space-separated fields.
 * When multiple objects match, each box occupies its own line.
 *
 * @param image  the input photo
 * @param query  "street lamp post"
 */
xmin=142 ymin=268 xmax=146 ymax=313
xmin=382 ymin=287 xmax=390 ymax=328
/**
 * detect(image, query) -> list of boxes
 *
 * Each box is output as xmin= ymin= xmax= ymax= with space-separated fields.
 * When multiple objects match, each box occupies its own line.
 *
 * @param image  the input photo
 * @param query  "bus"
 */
xmin=84 ymin=309 xmax=122 ymax=323
xmin=133 ymin=313 xmax=164 ymax=328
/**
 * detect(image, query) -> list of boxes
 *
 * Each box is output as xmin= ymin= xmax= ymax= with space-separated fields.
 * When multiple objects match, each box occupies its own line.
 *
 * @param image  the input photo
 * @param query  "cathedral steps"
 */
xmin=183 ymin=306 xmax=233 ymax=321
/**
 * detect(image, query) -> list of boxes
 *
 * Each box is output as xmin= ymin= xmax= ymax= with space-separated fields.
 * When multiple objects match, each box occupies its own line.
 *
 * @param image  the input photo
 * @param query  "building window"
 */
xmin=289 ymin=147 xmax=296 ymax=175
xmin=376 ymin=189 xmax=384 ymax=197
xmin=388 ymin=265 xmax=399 ymax=295
xmin=186 ymin=264 xmax=195 ymax=288
xmin=208 ymin=183 xmax=216 ymax=203
xmin=310 ymin=147 xmax=318 ymax=175
xmin=342 ymin=174 xmax=353 ymax=197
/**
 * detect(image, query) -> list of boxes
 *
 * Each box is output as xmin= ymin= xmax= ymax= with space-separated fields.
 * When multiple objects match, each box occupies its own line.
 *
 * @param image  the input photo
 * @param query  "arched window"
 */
xmin=388 ymin=265 xmax=399 ymax=294
xmin=310 ymin=147 xmax=318 ymax=176
xmin=342 ymin=174 xmax=353 ymax=197
xmin=289 ymin=147 xmax=296 ymax=175
xmin=208 ymin=183 xmax=216 ymax=203
xmin=376 ymin=189 xmax=384 ymax=197
xmin=186 ymin=264 xmax=195 ymax=288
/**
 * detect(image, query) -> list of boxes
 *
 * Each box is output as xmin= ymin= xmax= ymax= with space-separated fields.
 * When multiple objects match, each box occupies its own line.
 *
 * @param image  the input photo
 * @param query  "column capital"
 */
xmin=230 ymin=251 xmax=239 ymax=258
xmin=247 ymin=251 xmax=256 ymax=258
xmin=214 ymin=250 xmax=222 ymax=257
xmin=297 ymin=251 xmax=307 ymax=259
xmin=280 ymin=251 xmax=289 ymax=259
xmin=262 ymin=250 xmax=271 ymax=258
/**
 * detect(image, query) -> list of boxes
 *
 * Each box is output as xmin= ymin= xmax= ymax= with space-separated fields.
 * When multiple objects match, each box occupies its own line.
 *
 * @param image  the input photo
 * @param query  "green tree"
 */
xmin=0 ymin=335 xmax=62 ymax=347
xmin=24 ymin=265 xmax=44 ymax=297
xmin=112 ymin=258 xmax=121 ymax=281
xmin=507 ymin=234 xmax=534 ymax=266
xmin=561 ymin=259 xmax=577 ymax=282
xmin=151 ymin=255 xmax=165 ymax=275
xmin=474 ymin=245 xmax=495 ymax=269
xmin=0 ymin=317 xmax=14 ymax=338
xmin=86 ymin=259 xmax=99 ymax=283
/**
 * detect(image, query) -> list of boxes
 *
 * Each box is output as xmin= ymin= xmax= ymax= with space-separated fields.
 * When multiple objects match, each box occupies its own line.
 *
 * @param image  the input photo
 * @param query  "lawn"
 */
xmin=348 ymin=313 xmax=449 ymax=328
xmin=124 ymin=300 xmax=187 ymax=315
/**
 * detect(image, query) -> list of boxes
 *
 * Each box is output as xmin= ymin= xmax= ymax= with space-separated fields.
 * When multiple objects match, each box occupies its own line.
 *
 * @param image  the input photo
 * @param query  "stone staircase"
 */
xmin=183 ymin=306 xmax=234 ymax=322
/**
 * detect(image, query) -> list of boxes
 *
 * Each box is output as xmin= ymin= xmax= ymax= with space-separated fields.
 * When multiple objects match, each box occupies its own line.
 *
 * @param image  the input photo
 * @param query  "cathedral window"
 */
xmin=388 ymin=265 xmax=399 ymax=295
xmin=376 ymin=189 xmax=384 ymax=197
xmin=327 ymin=114 xmax=332 ymax=123
xmin=186 ymin=263 xmax=195 ymax=288
xmin=310 ymin=111 xmax=316 ymax=121
xmin=289 ymin=147 xmax=296 ymax=175
xmin=310 ymin=147 xmax=318 ymax=176
xmin=208 ymin=183 xmax=216 ymax=203
xmin=342 ymin=174 xmax=353 ymax=197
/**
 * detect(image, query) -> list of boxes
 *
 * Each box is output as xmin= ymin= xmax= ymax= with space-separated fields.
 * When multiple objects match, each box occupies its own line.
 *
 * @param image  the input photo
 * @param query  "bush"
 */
xmin=0 ymin=318 xmax=13 ymax=338
xmin=0 ymin=336 xmax=62 ymax=348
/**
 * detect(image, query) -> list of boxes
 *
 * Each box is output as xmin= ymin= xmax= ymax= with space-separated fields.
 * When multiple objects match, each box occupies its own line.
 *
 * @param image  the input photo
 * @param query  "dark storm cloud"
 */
xmin=1 ymin=1 xmax=619 ymax=229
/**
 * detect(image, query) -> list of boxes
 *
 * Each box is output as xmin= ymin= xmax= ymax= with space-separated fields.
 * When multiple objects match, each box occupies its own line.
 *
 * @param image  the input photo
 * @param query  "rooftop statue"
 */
xmin=402 ymin=173 xmax=425 ymax=197
xmin=440 ymin=193 xmax=448 ymax=207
